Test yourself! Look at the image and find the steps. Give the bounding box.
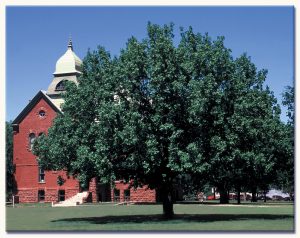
[52,191,89,207]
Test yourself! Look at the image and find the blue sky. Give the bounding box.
[6,6,294,122]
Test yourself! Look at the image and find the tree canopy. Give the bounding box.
[276,86,294,196]
[34,23,293,218]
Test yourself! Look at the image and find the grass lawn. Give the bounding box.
[6,202,294,231]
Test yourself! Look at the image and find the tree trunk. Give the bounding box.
[162,190,174,219]
[237,187,241,204]
[213,187,216,200]
[251,187,257,202]
[289,192,293,201]
[219,187,229,204]
[263,190,267,203]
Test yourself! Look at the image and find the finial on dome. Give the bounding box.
[68,35,73,51]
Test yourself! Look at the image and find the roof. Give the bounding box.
[53,39,82,75]
[12,90,62,125]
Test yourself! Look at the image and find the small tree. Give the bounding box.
[6,121,15,200]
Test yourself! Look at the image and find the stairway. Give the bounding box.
[52,191,89,207]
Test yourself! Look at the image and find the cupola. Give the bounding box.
[53,38,82,75]
[46,39,82,109]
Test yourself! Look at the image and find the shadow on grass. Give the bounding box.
[52,214,293,224]
[177,201,294,206]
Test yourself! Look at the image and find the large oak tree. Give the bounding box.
[34,23,292,217]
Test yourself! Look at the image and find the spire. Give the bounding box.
[68,35,73,51]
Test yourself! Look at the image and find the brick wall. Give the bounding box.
[13,97,80,203]
[13,95,158,204]
[17,189,38,203]
[112,181,156,203]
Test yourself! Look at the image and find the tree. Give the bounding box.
[177,29,285,204]
[282,86,294,126]
[34,23,290,217]
[227,64,283,203]
[6,121,15,200]
[35,23,190,218]
[176,28,236,204]
[276,86,294,198]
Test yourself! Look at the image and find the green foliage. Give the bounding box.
[6,121,15,200]
[57,175,66,186]
[282,86,294,126]
[276,86,294,195]
[34,23,293,211]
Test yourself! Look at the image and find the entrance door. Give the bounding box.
[38,190,45,202]
[58,190,65,202]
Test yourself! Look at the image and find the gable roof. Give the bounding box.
[12,90,62,125]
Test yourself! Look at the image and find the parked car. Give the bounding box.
[257,195,272,201]
[206,195,215,200]
[272,195,284,201]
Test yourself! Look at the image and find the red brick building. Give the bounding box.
[12,40,157,204]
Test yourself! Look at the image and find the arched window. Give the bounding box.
[55,80,67,91]
[29,133,36,150]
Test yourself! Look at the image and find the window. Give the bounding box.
[58,190,65,202]
[114,189,120,202]
[39,167,45,183]
[39,110,46,118]
[124,189,130,202]
[28,133,36,150]
[55,80,67,91]
[38,190,45,202]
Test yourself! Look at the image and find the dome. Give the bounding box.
[53,39,82,75]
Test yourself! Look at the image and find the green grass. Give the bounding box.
[6,202,294,231]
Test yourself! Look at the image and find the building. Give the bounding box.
[12,40,157,204]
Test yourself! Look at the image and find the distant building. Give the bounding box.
[12,40,158,204]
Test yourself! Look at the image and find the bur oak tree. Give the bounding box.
[34,23,292,217]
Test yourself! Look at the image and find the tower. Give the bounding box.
[12,39,83,203]
[12,39,158,204]
[46,38,82,109]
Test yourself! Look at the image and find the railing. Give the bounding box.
[6,196,16,208]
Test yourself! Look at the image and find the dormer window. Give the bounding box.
[55,80,67,91]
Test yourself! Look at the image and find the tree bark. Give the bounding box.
[219,187,229,204]
[213,187,216,200]
[289,192,293,201]
[237,187,241,204]
[263,190,267,203]
[251,187,257,202]
[162,189,174,219]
